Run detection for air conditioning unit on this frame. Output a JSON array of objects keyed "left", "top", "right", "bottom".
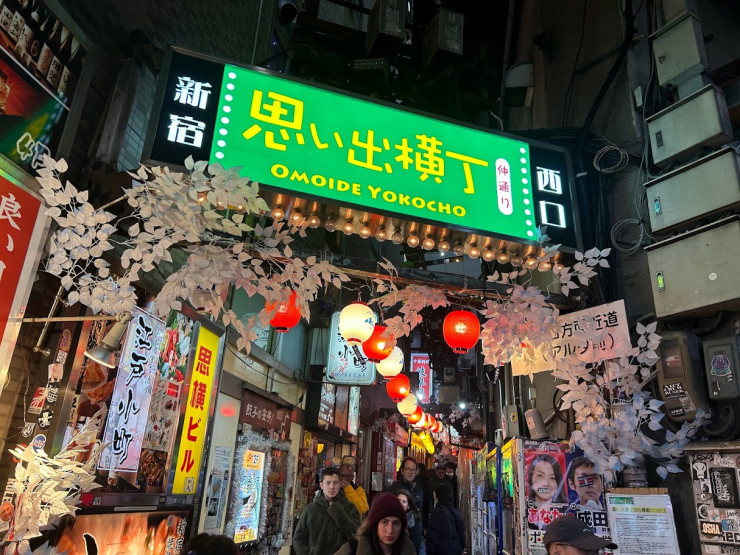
[
  {"left": 646, "top": 147, "right": 740, "bottom": 233},
  {"left": 646, "top": 216, "right": 740, "bottom": 319},
  {"left": 647, "top": 84, "right": 732, "bottom": 165}
]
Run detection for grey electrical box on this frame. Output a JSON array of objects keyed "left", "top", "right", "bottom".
[
  {"left": 646, "top": 216, "right": 740, "bottom": 319},
  {"left": 656, "top": 331, "right": 708, "bottom": 421},
  {"left": 652, "top": 12, "right": 707, "bottom": 88},
  {"left": 422, "top": 8, "right": 464, "bottom": 67},
  {"left": 704, "top": 336, "right": 740, "bottom": 401},
  {"left": 437, "top": 384, "right": 461, "bottom": 404},
  {"left": 646, "top": 147, "right": 740, "bottom": 233},
  {"left": 366, "top": 0, "right": 406, "bottom": 54},
  {"left": 646, "top": 84, "right": 732, "bottom": 165}
]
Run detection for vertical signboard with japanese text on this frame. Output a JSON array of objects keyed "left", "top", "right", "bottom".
[
  {"left": 171, "top": 323, "right": 223, "bottom": 495},
  {"left": 0, "top": 3, "right": 87, "bottom": 173},
  {"left": 99, "top": 308, "right": 165, "bottom": 472},
  {"left": 146, "top": 49, "right": 581, "bottom": 248},
  {"left": 410, "top": 352, "right": 431, "bottom": 403},
  {"left": 0, "top": 173, "right": 44, "bottom": 383}
]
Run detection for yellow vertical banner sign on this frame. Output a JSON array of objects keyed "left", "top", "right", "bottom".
[{"left": 172, "top": 325, "right": 220, "bottom": 494}]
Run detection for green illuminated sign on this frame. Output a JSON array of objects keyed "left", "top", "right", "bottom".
[{"left": 210, "top": 65, "right": 537, "bottom": 241}]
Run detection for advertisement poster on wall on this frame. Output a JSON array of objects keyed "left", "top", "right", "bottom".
[
  {"left": 204, "top": 446, "right": 232, "bottom": 532},
  {"left": 50, "top": 509, "right": 190, "bottom": 555},
  {"left": 0, "top": 3, "right": 87, "bottom": 173},
  {"left": 233, "top": 449, "right": 266, "bottom": 544}
]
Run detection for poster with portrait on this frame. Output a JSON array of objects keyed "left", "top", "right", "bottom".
[
  {"left": 522, "top": 440, "right": 570, "bottom": 554},
  {"left": 564, "top": 451, "right": 613, "bottom": 548}
]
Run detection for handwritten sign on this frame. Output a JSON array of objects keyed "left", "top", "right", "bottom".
[
  {"left": 326, "top": 311, "right": 376, "bottom": 385},
  {"left": 511, "top": 300, "right": 630, "bottom": 375}
]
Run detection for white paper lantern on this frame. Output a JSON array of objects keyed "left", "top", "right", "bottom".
[
  {"left": 397, "top": 393, "right": 418, "bottom": 415},
  {"left": 338, "top": 301, "right": 376, "bottom": 345},
  {"left": 377, "top": 346, "right": 404, "bottom": 379}
]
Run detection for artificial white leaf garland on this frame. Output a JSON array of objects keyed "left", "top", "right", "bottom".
[{"left": 35, "top": 157, "right": 705, "bottom": 482}]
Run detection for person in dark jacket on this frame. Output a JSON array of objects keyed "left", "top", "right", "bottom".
[
  {"left": 388, "top": 457, "right": 425, "bottom": 522},
  {"left": 395, "top": 488, "right": 426, "bottom": 555},
  {"left": 185, "top": 533, "right": 239, "bottom": 555},
  {"left": 294, "top": 466, "right": 361, "bottom": 555},
  {"left": 335, "top": 492, "right": 416, "bottom": 555},
  {"left": 444, "top": 462, "right": 459, "bottom": 509},
  {"left": 425, "top": 482, "right": 465, "bottom": 555}
]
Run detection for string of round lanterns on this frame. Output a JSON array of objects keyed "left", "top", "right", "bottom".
[
  {"left": 339, "top": 301, "right": 376, "bottom": 345},
  {"left": 407, "top": 406, "right": 423, "bottom": 424},
  {"left": 376, "top": 346, "right": 404, "bottom": 379},
  {"left": 443, "top": 310, "right": 481, "bottom": 353},
  {"left": 266, "top": 290, "right": 301, "bottom": 333},
  {"left": 362, "top": 324, "right": 394, "bottom": 363}
]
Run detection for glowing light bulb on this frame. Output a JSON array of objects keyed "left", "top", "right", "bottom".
[
  {"left": 452, "top": 242, "right": 464, "bottom": 256},
  {"left": 391, "top": 229, "right": 404, "bottom": 244},
  {"left": 271, "top": 205, "right": 285, "bottom": 220},
  {"left": 406, "top": 233, "right": 420, "bottom": 247},
  {"left": 438, "top": 239, "right": 450, "bottom": 253},
  {"left": 468, "top": 244, "right": 480, "bottom": 259},
  {"left": 525, "top": 256, "right": 538, "bottom": 269},
  {"left": 325, "top": 217, "right": 337, "bottom": 232},
  {"left": 538, "top": 260, "right": 552, "bottom": 272},
  {"left": 290, "top": 209, "right": 303, "bottom": 223},
  {"left": 359, "top": 224, "right": 372, "bottom": 238},
  {"left": 375, "top": 225, "right": 388, "bottom": 241},
  {"left": 422, "top": 236, "right": 436, "bottom": 250},
  {"left": 342, "top": 219, "right": 355, "bottom": 235},
  {"left": 496, "top": 251, "right": 510, "bottom": 264},
  {"left": 482, "top": 248, "right": 495, "bottom": 262},
  {"left": 510, "top": 254, "right": 524, "bottom": 267},
  {"left": 308, "top": 214, "right": 321, "bottom": 228}
]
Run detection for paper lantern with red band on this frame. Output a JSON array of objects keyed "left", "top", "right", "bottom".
[
  {"left": 407, "top": 406, "right": 423, "bottom": 424},
  {"left": 362, "top": 324, "right": 394, "bottom": 363},
  {"left": 386, "top": 373, "right": 410, "bottom": 402},
  {"left": 425, "top": 415, "right": 437, "bottom": 430},
  {"left": 431, "top": 421, "right": 442, "bottom": 433},
  {"left": 339, "top": 301, "right": 376, "bottom": 345},
  {"left": 376, "top": 347, "right": 404, "bottom": 379},
  {"left": 267, "top": 290, "right": 301, "bottom": 332},
  {"left": 413, "top": 413, "right": 429, "bottom": 428},
  {"left": 443, "top": 310, "right": 481, "bottom": 353}
]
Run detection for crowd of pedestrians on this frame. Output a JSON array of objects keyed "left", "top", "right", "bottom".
[{"left": 293, "top": 457, "right": 466, "bottom": 555}]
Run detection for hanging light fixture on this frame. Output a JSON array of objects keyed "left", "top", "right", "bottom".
[
  {"left": 468, "top": 244, "right": 481, "bottom": 259},
  {"left": 422, "top": 236, "right": 436, "bottom": 250},
  {"left": 376, "top": 346, "right": 404, "bottom": 378},
  {"left": 375, "top": 225, "right": 388, "bottom": 241},
  {"left": 270, "top": 205, "right": 285, "bottom": 220},
  {"left": 307, "top": 213, "right": 321, "bottom": 228},
  {"left": 407, "top": 406, "right": 423, "bottom": 424},
  {"left": 83, "top": 313, "right": 133, "bottom": 368},
  {"left": 325, "top": 217, "right": 337, "bottom": 232},
  {"left": 406, "top": 233, "right": 420, "bottom": 248},
  {"left": 437, "top": 238, "right": 450, "bottom": 253},
  {"left": 359, "top": 223, "right": 372, "bottom": 238},
  {"left": 362, "top": 324, "right": 394, "bottom": 363},
  {"left": 425, "top": 415, "right": 437, "bottom": 430},
  {"left": 338, "top": 301, "right": 376, "bottom": 345},
  {"left": 266, "top": 290, "right": 301, "bottom": 333},
  {"left": 386, "top": 373, "right": 410, "bottom": 402},
  {"left": 431, "top": 420, "right": 442, "bottom": 433},
  {"left": 443, "top": 310, "right": 481, "bottom": 354},
  {"left": 397, "top": 393, "right": 418, "bottom": 415},
  {"left": 391, "top": 228, "right": 404, "bottom": 244}
]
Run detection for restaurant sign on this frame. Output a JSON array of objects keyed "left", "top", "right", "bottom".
[
  {"left": 146, "top": 49, "right": 580, "bottom": 248},
  {"left": 240, "top": 388, "right": 291, "bottom": 439}
]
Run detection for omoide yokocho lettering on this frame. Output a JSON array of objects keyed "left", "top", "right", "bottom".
[{"left": 270, "top": 163, "right": 467, "bottom": 219}]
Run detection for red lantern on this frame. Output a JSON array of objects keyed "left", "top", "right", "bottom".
[
  {"left": 386, "top": 373, "right": 410, "bottom": 402},
  {"left": 425, "top": 415, "right": 436, "bottom": 430},
  {"left": 413, "top": 413, "right": 429, "bottom": 428},
  {"left": 431, "top": 421, "right": 442, "bottom": 433},
  {"left": 267, "top": 291, "right": 301, "bottom": 332},
  {"left": 443, "top": 310, "right": 480, "bottom": 354},
  {"left": 407, "top": 406, "right": 423, "bottom": 424},
  {"left": 362, "top": 324, "right": 394, "bottom": 363}
]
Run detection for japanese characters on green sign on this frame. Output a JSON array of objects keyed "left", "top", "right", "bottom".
[{"left": 210, "top": 65, "right": 538, "bottom": 241}]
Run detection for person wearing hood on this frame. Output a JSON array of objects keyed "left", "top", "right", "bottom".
[
  {"left": 294, "top": 466, "right": 362, "bottom": 555},
  {"left": 335, "top": 492, "right": 416, "bottom": 555},
  {"left": 425, "top": 482, "right": 465, "bottom": 555}
]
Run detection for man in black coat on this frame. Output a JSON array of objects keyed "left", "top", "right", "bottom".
[
  {"left": 426, "top": 482, "right": 465, "bottom": 555},
  {"left": 388, "top": 456, "right": 425, "bottom": 521}
]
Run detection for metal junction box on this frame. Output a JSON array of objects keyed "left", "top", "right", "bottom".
[
  {"left": 647, "top": 84, "right": 732, "bottom": 165},
  {"left": 652, "top": 12, "right": 708, "bottom": 87},
  {"left": 703, "top": 336, "right": 740, "bottom": 401},
  {"left": 646, "top": 216, "right": 740, "bottom": 319},
  {"left": 646, "top": 147, "right": 740, "bottom": 233}
]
